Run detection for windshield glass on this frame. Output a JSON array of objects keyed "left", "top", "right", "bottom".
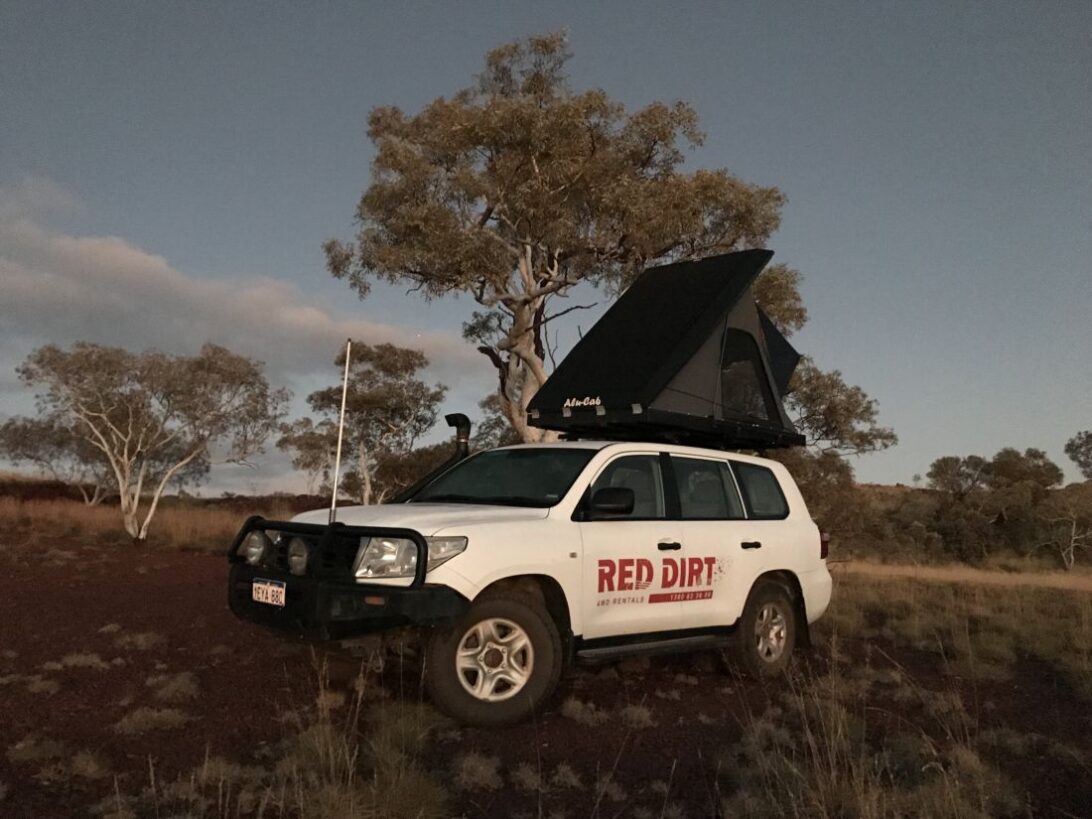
[{"left": 411, "top": 448, "right": 597, "bottom": 507}]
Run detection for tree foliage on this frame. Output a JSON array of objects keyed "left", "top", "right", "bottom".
[
  {"left": 17, "top": 342, "right": 288, "bottom": 540},
  {"left": 783, "top": 359, "right": 897, "bottom": 456},
  {"left": 278, "top": 341, "right": 446, "bottom": 505},
  {"left": 1065, "top": 430, "right": 1092, "bottom": 480},
  {"left": 926, "top": 455, "right": 991, "bottom": 501}
]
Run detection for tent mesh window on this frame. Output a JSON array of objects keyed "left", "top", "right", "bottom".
[{"left": 719, "top": 329, "right": 776, "bottom": 422}]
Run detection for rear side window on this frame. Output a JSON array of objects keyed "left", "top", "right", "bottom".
[
  {"left": 673, "top": 457, "right": 745, "bottom": 520},
  {"left": 590, "top": 455, "right": 666, "bottom": 519},
  {"left": 732, "top": 462, "right": 789, "bottom": 519}
]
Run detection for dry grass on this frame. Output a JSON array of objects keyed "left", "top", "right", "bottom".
[
  {"left": 114, "top": 631, "right": 166, "bottom": 651},
  {"left": 6, "top": 735, "right": 67, "bottom": 765},
  {"left": 114, "top": 707, "right": 193, "bottom": 735},
  {"left": 1, "top": 673, "right": 61, "bottom": 695},
  {"left": 720, "top": 651, "right": 1022, "bottom": 818},
  {"left": 550, "top": 762, "right": 584, "bottom": 789},
  {"left": 820, "top": 573, "right": 1092, "bottom": 698},
  {"left": 146, "top": 671, "right": 200, "bottom": 703},
  {"left": 714, "top": 574, "right": 1092, "bottom": 817},
  {"left": 47, "top": 653, "right": 111, "bottom": 671},
  {"left": 0, "top": 496, "right": 296, "bottom": 550},
  {"left": 99, "top": 662, "right": 450, "bottom": 819},
  {"left": 560, "top": 696, "right": 608, "bottom": 726},
  {"left": 452, "top": 751, "right": 503, "bottom": 791},
  {"left": 619, "top": 703, "right": 655, "bottom": 729}
]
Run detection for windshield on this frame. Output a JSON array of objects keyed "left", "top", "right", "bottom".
[{"left": 411, "top": 448, "right": 597, "bottom": 507}]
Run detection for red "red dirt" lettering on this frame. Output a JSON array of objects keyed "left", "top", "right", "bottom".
[
  {"left": 598, "top": 560, "right": 616, "bottom": 592},
  {"left": 603, "top": 556, "right": 716, "bottom": 593}
]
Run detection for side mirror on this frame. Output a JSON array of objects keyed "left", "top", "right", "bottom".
[{"left": 589, "top": 486, "right": 635, "bottom": 518}]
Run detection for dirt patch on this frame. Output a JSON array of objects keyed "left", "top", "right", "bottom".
[{"left": 0, "top": 540, "right": 1089, "bottom": 817}]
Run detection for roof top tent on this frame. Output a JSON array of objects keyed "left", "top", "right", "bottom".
[{"left": 527, "top": 249, "right": 805, "bottom": 451}]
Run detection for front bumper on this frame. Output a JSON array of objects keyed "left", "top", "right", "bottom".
[{"left": 227, "top": 517, "right": 470, "bottom": 641}]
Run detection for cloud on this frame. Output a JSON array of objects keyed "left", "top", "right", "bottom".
[
  {"left": 0, "top": 176, "right": 80, "bottom": 221},
  {"left": 0, "top": 180, "right": 483, "bottom": 387},
  {"left": 0, "top": 177, "right": 492, "bottom": 493}
]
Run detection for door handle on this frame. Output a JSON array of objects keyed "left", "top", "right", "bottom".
[
  {"left": 741, "top": 541, "right": 762, "bottom": 550},
  {"left": 657, "top": 541, "right": 682, "bottom": 551}
]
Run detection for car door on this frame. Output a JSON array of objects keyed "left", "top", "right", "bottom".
[
  {"left": 669, "top": 454, "right": 762, "bottom": 629},
  {"left": 577, "top": 452, "right": 685, "bottom": 639}
]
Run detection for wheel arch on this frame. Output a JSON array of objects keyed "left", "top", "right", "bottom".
[
  {"left": 749, "top": 569, "right": 811, "bottom": 648},
  {"left": 477, "top": 574, "right": 574, "bottom": 644}
]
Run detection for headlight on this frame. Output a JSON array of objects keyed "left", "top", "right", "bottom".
[
  {"left": 243, "top": 531, "right": 271, "bottom": 565},
  {"left": 352, "top": 536, "right": 468, "bottom": 580},
  {"left": 287, "top": 537, "right": 309, "bottom": 576}
]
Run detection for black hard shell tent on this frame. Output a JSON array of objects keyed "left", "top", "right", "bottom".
[{"left": 527, "top": 249, "right": 805, "bottom": 451}]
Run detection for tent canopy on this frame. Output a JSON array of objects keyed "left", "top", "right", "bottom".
[{"left": 527, "top": 249, "right": 805, "bottom": 450}]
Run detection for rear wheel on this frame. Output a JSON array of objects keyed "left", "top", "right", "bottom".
[
  {"left": 425, "top": 592, "right": 562, "bottom": 725},
  {"left": 733, "top": 582, "right": 797, "bottom": 677}
]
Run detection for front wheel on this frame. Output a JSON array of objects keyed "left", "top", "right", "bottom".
[
  {"left": 424, "top": 592, "right": 563, "bottom": 726},
  {"left": 733, "top": 582, "right": 797, "bottom": 677}
]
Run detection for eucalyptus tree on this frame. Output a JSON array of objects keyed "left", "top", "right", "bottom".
[
  {"left": 17, "top": 342, "right": 288, "bottom": 540},
  {"left": 278, "top": 341, "right": 445, "bottom": 505},
  {"left": 329, "top": 31, "right": 894, "bottom": 457}
]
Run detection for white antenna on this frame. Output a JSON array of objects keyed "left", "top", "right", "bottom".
[{"left": 329, "top": 339, "right": 352, "bottom": 524}]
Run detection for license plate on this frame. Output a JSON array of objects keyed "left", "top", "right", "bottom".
[{"left": 252, "top": 579, "right": 286, "bottom": 607}]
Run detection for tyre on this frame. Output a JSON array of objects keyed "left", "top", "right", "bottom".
[
  {"left": 424, "top": 591, "right": 563, "bottom": 726},
  {"left": 733, "top": 582, "right": 797, "bottom": 677}
]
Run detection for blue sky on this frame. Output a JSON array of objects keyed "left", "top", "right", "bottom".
[{"left": 1, "top": 1, "right": 1089, "bottom": 491}]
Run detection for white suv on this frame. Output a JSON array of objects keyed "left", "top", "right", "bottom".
[{"left": 228, "top": 440, "right": 832, "bottom": 725}]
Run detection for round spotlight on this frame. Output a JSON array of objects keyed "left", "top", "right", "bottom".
[
  {"left": 243, "top": 531, "right": 271, "bottom": 565},
  {"left": 287, "top": 537, "right": 309, "bottom": 576}
]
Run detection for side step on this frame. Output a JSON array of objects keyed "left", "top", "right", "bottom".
[{"left": 575, "top": 630, "right": 734, "bottom": 664}]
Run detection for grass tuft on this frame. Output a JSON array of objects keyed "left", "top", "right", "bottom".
[
  {"left": 145, "top": 671, "right": 200, "bottom": 703},
  {"left": 620, "top": 703, "right": 655, "bottom": 729},
  {"left": 453, "top": 751, "right": 503, "bottom": 791},
  {"left": 560, "top": 696, "right": 608, "bottom": 726},
  {"left": 114, "top": 632, "right": 166, "bottom": 651},
  {"left": 114, "top": 707, "right": 192, "bottom": 735}
]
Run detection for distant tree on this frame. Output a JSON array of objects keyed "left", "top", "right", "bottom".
[
  {"left": 374, "top": 442, "right": 452, "bottom": 500},
  {"left": 986, "top": 447, "right": 1063, "bottom": 492},
  {"left": 1065, "top": 431, "right": 1092, "bottom": 480},
  {"left": 17, "top": 342, "right": 288, "bottom": 540},
  {"left": 927, "top": 455, "right": 991, "bottom": 500},
  {"left": 472, "top": 394, "right": 522, "bottom": 450},
  {"left": 276, "top": 417, "right": 339, "bottom": 495},
  {"left": 0, "top": 415, "right": 113, "bottom": 504},
  {"left": 279, "top": 342, "right": 446, "bottom": 505},
  {"left": 326, "top": 31, "right": 789, "bottom": 442}
]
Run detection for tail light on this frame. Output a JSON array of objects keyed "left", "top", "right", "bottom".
[{"left": 820, "top": 531, "right": 830, "bottom": 560}]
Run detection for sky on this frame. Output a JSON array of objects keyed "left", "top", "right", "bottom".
[{"left": 1, "top": 0, "right": 1089, "bottom": 493}]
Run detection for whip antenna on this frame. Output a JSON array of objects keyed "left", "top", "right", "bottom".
[{"left": 329, "top": 339, "right": 352, "bottom": 524}]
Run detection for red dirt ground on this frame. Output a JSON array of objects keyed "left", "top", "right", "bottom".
[{"left": 1, "top": 537, "right": 1090, "bottom": 818}]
